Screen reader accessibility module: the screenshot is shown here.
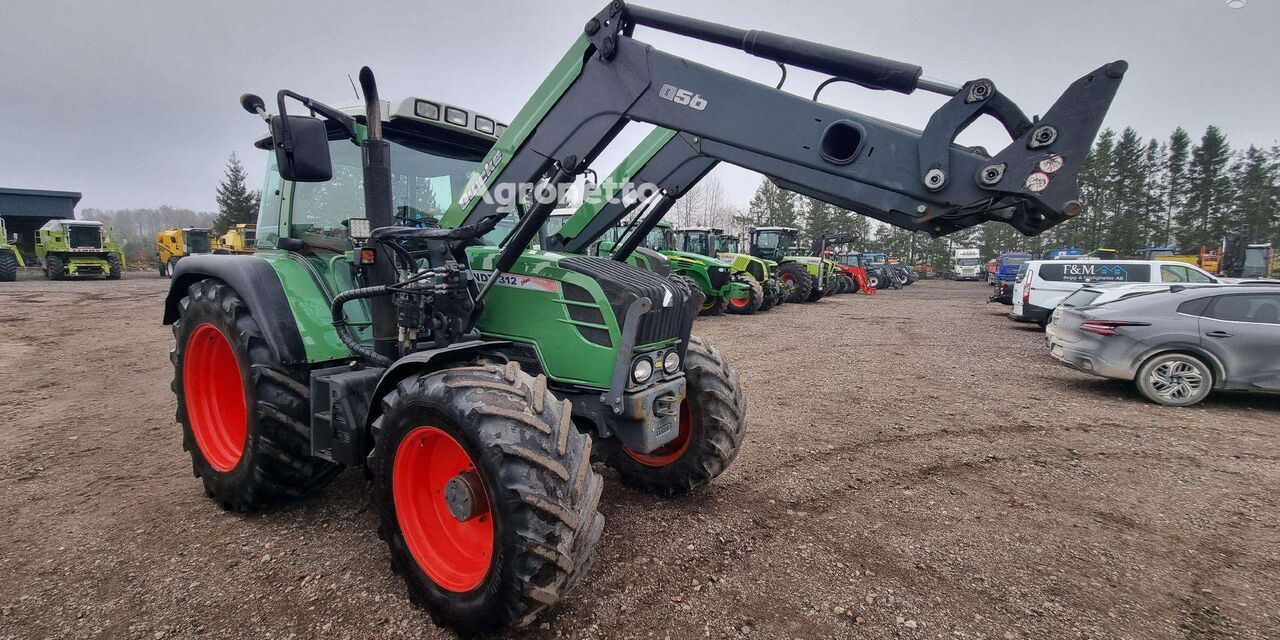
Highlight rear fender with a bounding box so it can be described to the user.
[163,255,309,366]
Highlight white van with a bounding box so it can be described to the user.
[1010,260,1218,326]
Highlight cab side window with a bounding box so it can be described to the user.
[1206,294,1280,325]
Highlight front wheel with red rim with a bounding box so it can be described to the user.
[724,277,764,315]
[371,363,603,634]
[776,263,813,303]
[172,278,340,511]
[607,336,747,497]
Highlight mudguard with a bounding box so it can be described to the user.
[163,255,308,366]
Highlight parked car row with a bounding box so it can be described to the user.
[1046,282,1280,406]
[982,256,1279,406]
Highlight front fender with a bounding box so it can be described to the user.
[163,254,308,366]
[367,340,513,425]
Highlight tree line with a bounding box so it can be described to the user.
[80,154,260,268]
[730,125,1278,270]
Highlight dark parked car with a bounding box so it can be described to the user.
[1046,284,1280,406]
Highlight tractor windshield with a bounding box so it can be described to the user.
[187,231,211,253]
[287,135,483,249]
[681,231,712,257]
[715,234,739,254]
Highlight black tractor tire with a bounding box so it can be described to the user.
[158,261,168,278]
[700,294,727,316]
[725,277,763,315]
[606,336,746,497]
[369,363,604,634]
[0,252,17,282]
[45,255,65,281]
[667,273,705,309]
[776,263,813,303]
[866,273,881,289]
[896,271,909,287]
[171,278,342,511]
[165,257,179,278]
[805,275,826,302]
[758,279,780,311]
[106,254,122,280]
[837,274,855,294]
[1135,352,1214,407]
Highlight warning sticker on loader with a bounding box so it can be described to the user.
[474,271,560,293]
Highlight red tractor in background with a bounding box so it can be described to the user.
[814,231,875,295]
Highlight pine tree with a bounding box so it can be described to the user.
[213,153,262,234]
[1164,127,1191,248]
[1229,145,1279,243]
[1075,128,1115,250]
[1177,126,1234,251]
[1106,127,1149,255]
[746,179,798,228]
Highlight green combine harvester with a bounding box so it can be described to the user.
[0,218,24,282]
[35,219,125,280]
[163,2,1123,633]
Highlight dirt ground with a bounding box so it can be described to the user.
[2,272,1278,640]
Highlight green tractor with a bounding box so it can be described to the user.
[748,227,839,303]
[35,219,125,280]
[163,2,1121,633]
[0,218,24,282]
[633,221,754,315]
[674,226,782,312]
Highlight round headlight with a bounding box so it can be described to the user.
[662,351,681,374]
[632,358,654,384]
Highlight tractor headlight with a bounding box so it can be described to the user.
[631,357,654,385]
[662,351,681,374]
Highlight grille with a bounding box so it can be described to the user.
[560,256,686,348]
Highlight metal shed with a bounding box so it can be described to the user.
[0,188,83,254]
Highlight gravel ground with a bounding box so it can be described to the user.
[1,272,1277,640]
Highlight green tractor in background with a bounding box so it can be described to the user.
[0,218,24,282]
[674,226,782,312]
[35,219,125,280]
[634,221,754,315]
[748,227,836,303]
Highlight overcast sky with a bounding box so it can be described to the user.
[2,0,1276,213]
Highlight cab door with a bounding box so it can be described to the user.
[1198,293,1280,391]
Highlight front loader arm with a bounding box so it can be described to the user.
[440,1,1125,278]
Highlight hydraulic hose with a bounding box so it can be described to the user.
[331,285,393,367]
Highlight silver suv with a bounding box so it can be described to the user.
[1047,284,1280,406]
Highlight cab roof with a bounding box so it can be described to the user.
[254,97,507,150]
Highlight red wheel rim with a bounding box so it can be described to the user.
[184,323,247,473]
[728,295,751,308]
[780,273,796,284]
[393,426,494,593]
[624,400,692,467]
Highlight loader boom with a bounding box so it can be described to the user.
[440,1,1125,281]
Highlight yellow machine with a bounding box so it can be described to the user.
[213,224,257,255]
[155,227,212,277]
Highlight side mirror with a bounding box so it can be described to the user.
[269,115,332,182]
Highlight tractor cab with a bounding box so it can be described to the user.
[640,220,677,252]
[837,253,864,268]
[184,228,212,254]
[716,234,741,255]
[251,97,506,254]
[674,227,719,258]
[749,227,799,262]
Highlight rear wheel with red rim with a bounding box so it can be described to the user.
[371,363,603,634]
[172,278,340,511]
[776,263,813,303]
[607,336,747,496]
